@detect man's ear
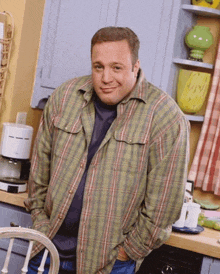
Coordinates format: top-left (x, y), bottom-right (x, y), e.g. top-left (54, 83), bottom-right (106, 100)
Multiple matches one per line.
top-left (133, 59), bottom-right (140, 77)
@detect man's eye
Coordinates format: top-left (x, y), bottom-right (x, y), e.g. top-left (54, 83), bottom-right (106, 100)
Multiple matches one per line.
top-left (113, 66), bottom-right (122, 71)
top-left (94, 65), bottom-right (103, 70)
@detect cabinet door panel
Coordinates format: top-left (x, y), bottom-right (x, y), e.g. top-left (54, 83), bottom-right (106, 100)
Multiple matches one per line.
top-left (31, 0), bottom-right (119, 108)
top-left (116, 0), bottom-right (181, 94)
top-left (117, 0), bottom-right (180, 90)
top-left (0, 202), bottom-right (32, 228)
top-left (116, 0), bottom-right (164, 86)
top-left (41, 0), bottom-right (112, 88)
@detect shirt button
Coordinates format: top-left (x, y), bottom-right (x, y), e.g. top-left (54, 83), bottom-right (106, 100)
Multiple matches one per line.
top-left (69, 190), bottom-right (73, 194)
top-left (80, 163), bottom-right (84, 168)
top-left (58, 215), bottom-right (62, 220)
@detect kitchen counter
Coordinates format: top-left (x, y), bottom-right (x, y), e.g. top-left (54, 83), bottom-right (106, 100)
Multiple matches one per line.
top-left (0, 190), bottom-right (27, 208)
top-left (0, 190), bottom-right (220, 260)
top-left (166, 227), bottom-right (220, 259)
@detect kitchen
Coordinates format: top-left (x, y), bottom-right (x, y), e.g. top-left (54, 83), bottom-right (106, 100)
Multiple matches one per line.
top-left (0, 0), bottom-right (220, 273)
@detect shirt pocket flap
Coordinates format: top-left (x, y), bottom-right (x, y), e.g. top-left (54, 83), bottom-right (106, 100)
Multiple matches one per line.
top-left (114, 129), bottom-right (147, 145)
top-left (54, 115), bottom-right (82, 134)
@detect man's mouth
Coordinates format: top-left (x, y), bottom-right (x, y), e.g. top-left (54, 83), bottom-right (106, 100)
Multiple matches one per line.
top-left (100, 87), bottom-right (117, 93)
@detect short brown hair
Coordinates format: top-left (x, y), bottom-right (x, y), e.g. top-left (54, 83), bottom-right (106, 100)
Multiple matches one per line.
top-left (91, 27), bottom-right (140, 66)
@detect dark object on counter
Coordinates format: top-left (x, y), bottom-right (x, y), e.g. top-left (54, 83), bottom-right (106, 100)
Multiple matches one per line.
top-left (136, 245), bottom-right (203, 274)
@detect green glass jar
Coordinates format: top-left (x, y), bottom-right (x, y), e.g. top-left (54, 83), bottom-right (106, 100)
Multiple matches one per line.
top-left (185, 26), bottom-right (213, 62)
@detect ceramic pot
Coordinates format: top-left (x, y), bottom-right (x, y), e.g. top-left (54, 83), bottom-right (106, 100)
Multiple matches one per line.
top-left (192, 0), bottom-right (220, 9)
top-left (185, 26), bottom-right (213, 62)
top-left (177, 69), bottom-right (211, 114)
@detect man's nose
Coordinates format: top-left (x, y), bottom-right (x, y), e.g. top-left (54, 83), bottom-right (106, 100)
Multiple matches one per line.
top-left (102, 68), bottom-right (113, 83)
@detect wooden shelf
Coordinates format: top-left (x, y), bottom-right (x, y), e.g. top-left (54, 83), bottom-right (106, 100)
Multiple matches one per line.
top-left (173, 58), bottom-right (214, 69)
top-left (185, 114), bottom-right (204, 122)
top-left (182, 4), bottom-right (220, 17)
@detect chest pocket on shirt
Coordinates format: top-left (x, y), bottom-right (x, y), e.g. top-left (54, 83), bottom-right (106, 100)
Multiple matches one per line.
top-left (53, 115), bottom-right (83, 159)
top-left (113, 129), bottom-right (149, 174)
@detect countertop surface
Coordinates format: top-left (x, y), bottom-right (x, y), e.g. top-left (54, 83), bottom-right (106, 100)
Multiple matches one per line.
top-left (0, 190), bottom-right (28, 208)
top-left (166, 227), bottom-right (220, 259)
top-left (0, 190), bottom-right (220, 259)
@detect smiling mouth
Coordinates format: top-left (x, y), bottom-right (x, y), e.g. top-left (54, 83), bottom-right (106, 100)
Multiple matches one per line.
top-left (100, 87), bottom-right (118, 93)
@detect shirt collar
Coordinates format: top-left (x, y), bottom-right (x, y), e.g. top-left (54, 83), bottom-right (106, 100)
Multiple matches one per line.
top-left (120, 68), bottom-right (148, 104)
top-left (79, 77), bottom-right (93, 104)
top-left (79, 68), bottom-right (148, 105)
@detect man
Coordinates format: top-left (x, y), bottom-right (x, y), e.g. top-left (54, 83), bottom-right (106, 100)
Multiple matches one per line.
top-left (25, 27), bottom-right (189, 274)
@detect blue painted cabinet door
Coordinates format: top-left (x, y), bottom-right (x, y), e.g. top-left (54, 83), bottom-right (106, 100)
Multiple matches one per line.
top-left (115, 0), bottom-right (182, 94)
top-left (32, 0), bottom-right (120, 108)
top-left (31, 0), bottom-right (182, 108)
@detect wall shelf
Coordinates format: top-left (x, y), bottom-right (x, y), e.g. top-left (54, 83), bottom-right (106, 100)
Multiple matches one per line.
top-left (185, 114), bottom-right (204, 122)
top-left (173, 58), bottom-right (214, 69)
top-left (172, 3), bottom-right (219, 124)
top-left (182, 4), bottom-right (220, 17)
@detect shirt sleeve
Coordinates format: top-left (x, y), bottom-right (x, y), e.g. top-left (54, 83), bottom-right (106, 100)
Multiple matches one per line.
top-left (24, 93), bottom-right (57, 234)
top-left (123, 108), bottom-right (190, 261)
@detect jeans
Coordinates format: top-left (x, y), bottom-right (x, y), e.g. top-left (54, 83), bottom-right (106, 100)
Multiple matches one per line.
top-left (27, 250), bottom-right (135, 274)
top-left (110, 259), bottom-right (136, 274)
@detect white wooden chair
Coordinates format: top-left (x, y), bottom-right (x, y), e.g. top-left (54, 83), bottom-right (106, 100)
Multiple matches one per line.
top-left (0, 227), bottom-right (59, 274)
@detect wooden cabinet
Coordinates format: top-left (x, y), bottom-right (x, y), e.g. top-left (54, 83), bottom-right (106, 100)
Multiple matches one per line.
top-left (31, 0), bottom-right (182, 108)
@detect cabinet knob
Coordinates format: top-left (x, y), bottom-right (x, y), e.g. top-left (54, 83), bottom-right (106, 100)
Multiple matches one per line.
top-left (10, 222), bottom-right (19, 227)
top-left (161, 264), bottom-right (173, 274)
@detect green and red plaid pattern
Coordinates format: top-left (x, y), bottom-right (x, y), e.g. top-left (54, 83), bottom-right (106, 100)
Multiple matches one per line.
top-left (25, 70), bottom-right (189, 273)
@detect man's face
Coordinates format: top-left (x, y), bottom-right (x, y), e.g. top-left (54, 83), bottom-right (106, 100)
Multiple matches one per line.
top-left (91, 40), bottom-right (140, 105)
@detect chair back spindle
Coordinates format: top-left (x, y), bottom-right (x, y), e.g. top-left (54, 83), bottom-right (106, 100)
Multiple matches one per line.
top-left (0, 227), bottom-right (59, 274)
top-left (1, 238), bottom-right (14, 274)
top-left (21, 240), bottom-right (34, 274)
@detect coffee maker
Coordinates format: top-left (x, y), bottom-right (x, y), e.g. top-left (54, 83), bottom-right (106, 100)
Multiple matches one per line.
top-left (0, 123), bottom-right (33, 193)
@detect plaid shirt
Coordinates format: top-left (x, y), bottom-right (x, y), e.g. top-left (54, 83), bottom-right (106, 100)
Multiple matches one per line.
top-left (25, 70), bottom-right (189, 273)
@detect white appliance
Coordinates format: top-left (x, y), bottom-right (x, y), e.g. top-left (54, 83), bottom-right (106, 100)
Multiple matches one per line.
top-left (0, 123), bottom-right (33, 193)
